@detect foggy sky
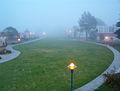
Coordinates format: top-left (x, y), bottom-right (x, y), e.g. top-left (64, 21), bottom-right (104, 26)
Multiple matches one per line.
top-left (0, 0), bottom-right (120, 35)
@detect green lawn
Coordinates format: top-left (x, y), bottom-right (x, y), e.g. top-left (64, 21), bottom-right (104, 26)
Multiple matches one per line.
top-left (0, 39), bottom-right (113, 91)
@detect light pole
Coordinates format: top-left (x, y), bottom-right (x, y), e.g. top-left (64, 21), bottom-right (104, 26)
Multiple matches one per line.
top-left (104, 36), bottom-right (109, 41)
top-left (67, 63), bottom-right (77, 91)
top-left (17, 38), bottom-right (21, 42)
top-left (104, 36), bottom-right (109, 45)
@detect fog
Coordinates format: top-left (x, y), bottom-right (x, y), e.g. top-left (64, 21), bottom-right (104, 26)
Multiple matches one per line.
top-left (0, 0), bottom-right (120, 37)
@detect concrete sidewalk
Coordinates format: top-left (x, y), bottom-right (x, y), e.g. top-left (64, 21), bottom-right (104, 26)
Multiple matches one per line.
top-left (74, 43), bottom-right (120, 91)
top-left (0, 38), bottom-right (41, 63)
top-left (0, 45), bottom-right (21, 63)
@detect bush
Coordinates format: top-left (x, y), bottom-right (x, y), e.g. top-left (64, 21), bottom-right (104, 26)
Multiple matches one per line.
top-left (103, 73), bottom-right (120, 91)
top-left (0, 49), bottom-right (11, 54)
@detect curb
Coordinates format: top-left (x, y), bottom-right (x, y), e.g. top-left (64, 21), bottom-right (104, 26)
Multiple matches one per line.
top-left (0, 38), bottom-right (41, 63)
top-left (74, 42), bottom-right (120, 91)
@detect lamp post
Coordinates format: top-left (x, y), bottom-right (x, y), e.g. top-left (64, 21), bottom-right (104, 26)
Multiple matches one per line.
top-left (67, 63), bottom-right (77, 91)
top-left (104, 36), bottom-right (109, 40)
top-left (104, 36), bottom-right (109, 45)
top-left (17, 38), bottom-right (21, 42)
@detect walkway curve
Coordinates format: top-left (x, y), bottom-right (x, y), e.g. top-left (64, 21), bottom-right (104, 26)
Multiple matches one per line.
top-left (0, 38), bottom-right (41, 63)
top-left (74, 42), bottom-right (120, 91)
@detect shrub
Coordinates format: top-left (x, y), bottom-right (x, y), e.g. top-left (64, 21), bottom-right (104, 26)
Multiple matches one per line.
top-left (0, 49), bottom-right (11, 54)
top-left (103, 73), bottom-right (120, 91)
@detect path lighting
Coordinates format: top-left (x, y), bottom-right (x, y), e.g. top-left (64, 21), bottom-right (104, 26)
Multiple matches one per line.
top-left (17, 38), bottom-right (21, 42)
top-left (104, 36), bottom-right (110, 45)
top-left (67, 62), bottom-right (77, 91)
top-left (104, 36), bottom-right (109, 41)
top-left (42, 32), bottom-right (46, 36)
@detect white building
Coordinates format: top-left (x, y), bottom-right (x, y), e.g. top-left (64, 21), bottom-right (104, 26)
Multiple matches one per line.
top-left (97, 26), bottom-right (116, 41)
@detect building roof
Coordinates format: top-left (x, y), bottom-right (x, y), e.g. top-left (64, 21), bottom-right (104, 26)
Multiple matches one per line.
top-left (97, 32), bottom-right (116, 37)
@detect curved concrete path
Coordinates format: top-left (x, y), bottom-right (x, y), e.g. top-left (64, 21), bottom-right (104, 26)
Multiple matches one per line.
top-left (74, 42), bottom-right (120, 91)
top-left (0, 38), bottom-right (41, 63)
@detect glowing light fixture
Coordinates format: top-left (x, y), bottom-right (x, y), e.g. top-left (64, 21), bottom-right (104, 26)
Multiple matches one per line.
top-left (17, 38), bottom-right (21, 42)
top-left (67, 62), bottom-right (77, 91)
top-left (104, 36), bottom-right (109, 40)
top-left (68, 62), bottom-right (77, 70)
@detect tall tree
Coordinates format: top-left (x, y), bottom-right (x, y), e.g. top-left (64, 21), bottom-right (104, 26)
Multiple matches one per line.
top-left (116, 21), bottom-right (120, 27)
top-left (114, 21), bottom-right (120, 39)
top-left (78, 12), bottom-right (97, 40)
top-left (2, 27), bottom-right (19, 37)
top-left (96, 18), bottom-right (106, 26)
top-left (89, 29), bottom-right (98, 41)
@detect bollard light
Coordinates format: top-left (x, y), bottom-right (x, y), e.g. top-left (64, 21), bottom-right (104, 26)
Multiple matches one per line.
top-left (17, 38), bottom-right (21, 42)
top-left (67, 62), bottom-right (77, 91)
top-left (104, 36), bottom-right (110, 45)
top-left (68, 62), bottom-right (77, 70)
top-left (104, 36), bottom-right (109, 40)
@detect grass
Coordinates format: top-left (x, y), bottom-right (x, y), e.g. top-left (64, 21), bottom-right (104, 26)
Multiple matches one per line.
top-left (0, 38), bottom-right (114, 91)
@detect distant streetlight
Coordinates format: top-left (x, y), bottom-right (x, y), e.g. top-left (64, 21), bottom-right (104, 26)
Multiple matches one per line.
top-left (42, 32), bottom-right (46, 36)
top-left (104, 36), bottom-right (110, 45)
top-left (104, 36), bottom-right (109, 41)
top-left (67, 62), bottom-right (77, 91)
top-left (17, 38), bottom-right (21, 42)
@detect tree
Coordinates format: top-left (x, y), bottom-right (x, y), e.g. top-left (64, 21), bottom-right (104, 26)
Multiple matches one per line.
top-left (78, 12), bottom-right (97, 40)
top-left (116, 21), bottom-right (120, 27)
top-left (96, 18), bottom-right (106, 26)
top-left (89, 29), bottom-right (98, 41)
top-left (2, 27), bottom-right (19, 37)
top-left (114, 21), bottom-right (120, 39)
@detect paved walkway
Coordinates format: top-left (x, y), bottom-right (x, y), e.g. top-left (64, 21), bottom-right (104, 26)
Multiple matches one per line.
top-left (74, 43), bottom-right (120, 91)
top-left (0, 39), bottom-right (41, 63)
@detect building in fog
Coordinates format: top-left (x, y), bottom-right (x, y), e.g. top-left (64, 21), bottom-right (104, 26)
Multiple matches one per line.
top-left (0, 27), bottom-right (20, 44)
top-left (96, 26), bottom-right (116, 41)
top-left (71, 25), bottom-right (117, 41)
